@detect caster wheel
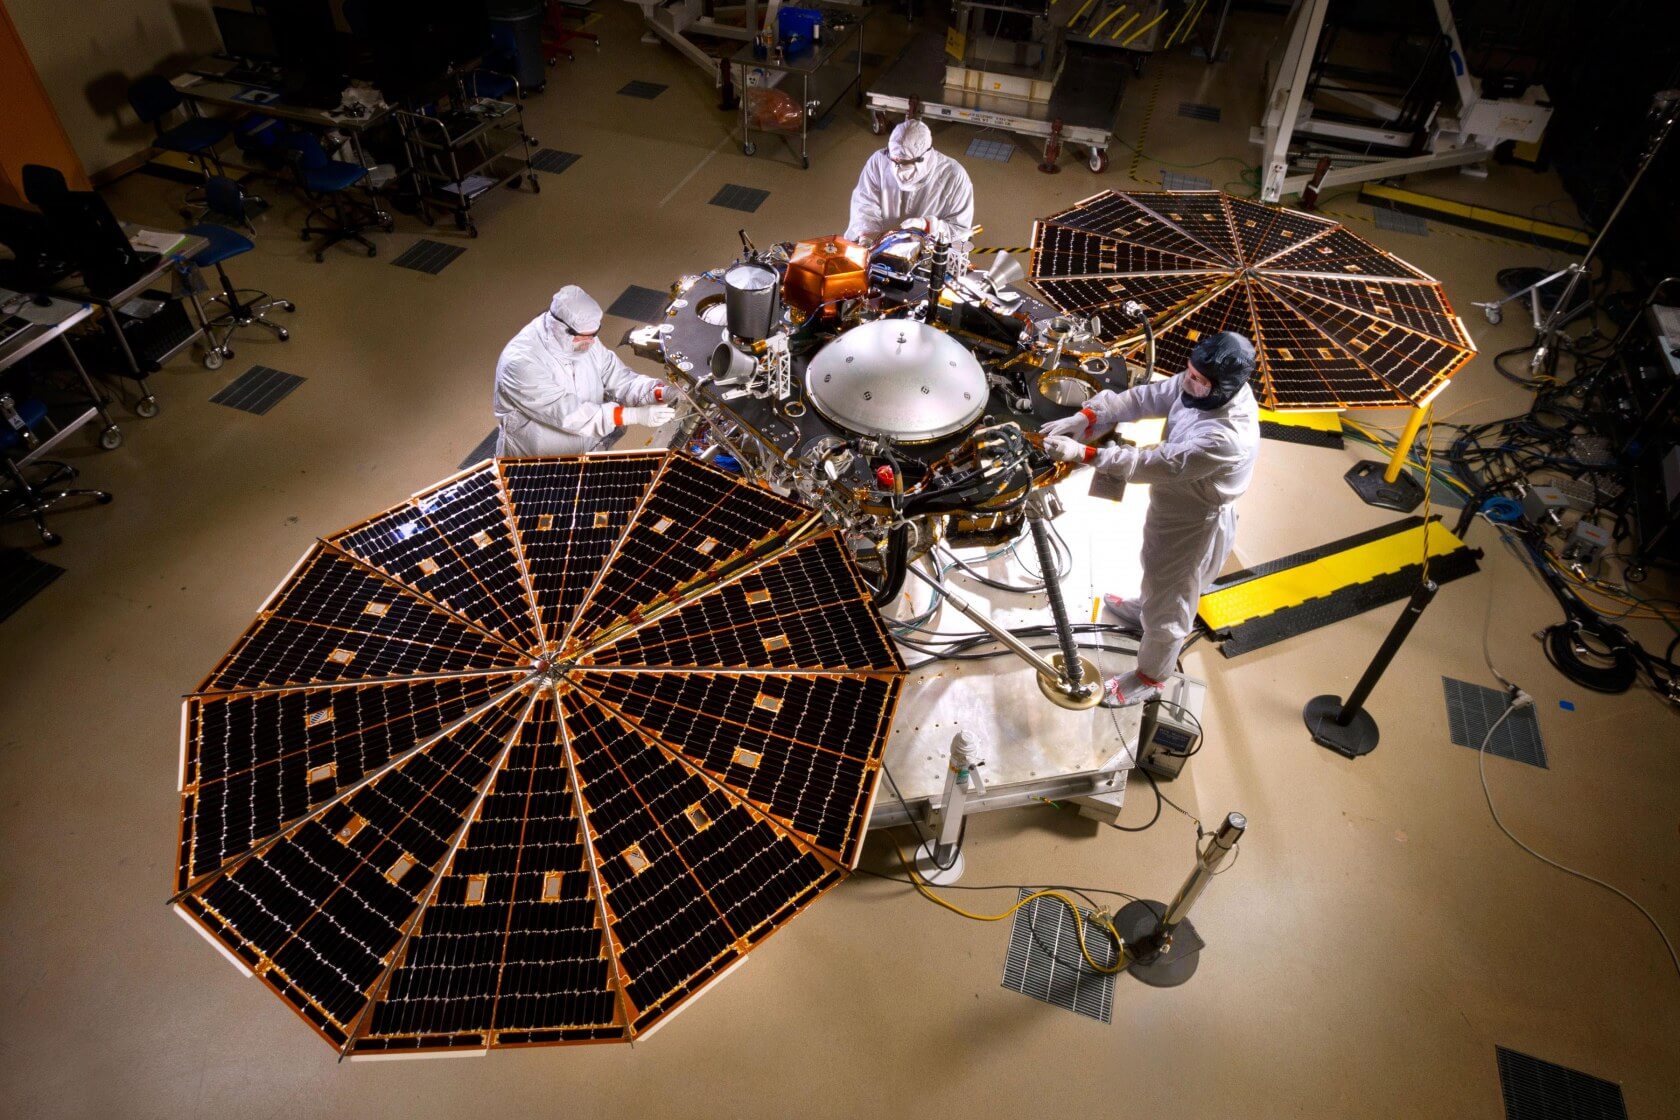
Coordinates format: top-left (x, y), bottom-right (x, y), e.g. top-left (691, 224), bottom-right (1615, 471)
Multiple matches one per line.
top-left (277, 328), bottom-right (290, 341)
top-left (1089, 148), bottom-right (1109, 173)
top-left (301, 230), bottom-right (312, 241)
top-left (315, 252), bottom-right (326, 263)
top-left (96, 492), bottom-right (114, 505)
top-left (801, 155), bottom-right (809, 170)
top-left (99, 426), bottom-right (123, 450)
top-left (870, 111), bottom-right (887, 136)
top-left (224, 349), bottom-right (235, 362)
top-left (1483, 306), bottom-right (1503, 325)
top-left (506, 175), bottom-right (523, 189)
top-left (743, 141), bottom-right (757, 156)
top-left (282, 302), bottom-right (297, 313)
top-left (367, 243), bottom-right (378, 257)
top-left (1626, 565), bottom-right (1647, 584)
top-left (383, 219), bottom-right (395, 233)
top-left (136, 396), bottom-right (161, 419)
top-left (42, 530), bottom-right (62, 546)
top-left (454, 212), bottom-right (468, 230)
top-left (530, 177), bottom-right (541, 193)
top-left (203, 349), bottom-right (224, 370)
top-left (468, 226), bottom-right (479, 239)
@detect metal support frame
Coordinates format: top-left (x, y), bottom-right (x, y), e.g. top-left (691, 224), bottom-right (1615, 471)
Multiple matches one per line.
top-left (913, 731), bottom-right (984, 884)
top-left (1113, 811), bottom-right (1246, 987)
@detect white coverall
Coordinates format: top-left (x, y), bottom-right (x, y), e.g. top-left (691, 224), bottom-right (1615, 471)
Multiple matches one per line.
top-left (492, 312), bottom-right (663, 455)
top-left (1083, 371), bottom-right (1261, 681)
top-left (844, 148), bottom-right (976, 245)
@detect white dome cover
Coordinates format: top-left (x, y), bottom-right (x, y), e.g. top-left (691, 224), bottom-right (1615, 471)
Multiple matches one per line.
top-left (804, 320), bottom-right (988, 443)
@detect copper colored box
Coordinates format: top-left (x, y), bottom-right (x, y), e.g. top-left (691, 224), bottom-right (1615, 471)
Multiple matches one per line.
top-left (782, 236), bottom-right (868, 317)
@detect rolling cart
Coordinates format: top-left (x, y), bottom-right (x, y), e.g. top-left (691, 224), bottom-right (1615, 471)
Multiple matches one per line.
top-left (398, 97), bottom-right (538, 238)
top-left (733, 8), bottom-right (869, 169)
top-left (864, 32), bottom-right (1126, 173)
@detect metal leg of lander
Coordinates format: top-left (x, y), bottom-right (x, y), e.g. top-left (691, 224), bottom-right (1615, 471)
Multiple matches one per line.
top-left (1113, 811), bottom-right (1246, 987)
top-left (913, 730), bottom-right (984, 885)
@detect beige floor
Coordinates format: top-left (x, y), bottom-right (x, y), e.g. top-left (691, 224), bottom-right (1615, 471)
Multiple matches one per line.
top-left (3, 7), bottom-right (1678, 1118)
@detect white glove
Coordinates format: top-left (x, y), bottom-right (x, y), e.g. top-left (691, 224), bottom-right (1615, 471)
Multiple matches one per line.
top-left (621, 404), bottom-right (677, 427)
top-left (1040, 411), bottom-right (1093, 440)
top-left (1042, 435), bottom-right (1088, 463)
top-left (900, 217), bottom-right (930, 234)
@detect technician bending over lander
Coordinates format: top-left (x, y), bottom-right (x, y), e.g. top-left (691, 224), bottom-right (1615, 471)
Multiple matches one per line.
top-left (1040, 332), bottom-right (1262, 708)
top-left (845, 119), bottom-right (975, 245)
top-left (493, 286), bottom-right (677, 455)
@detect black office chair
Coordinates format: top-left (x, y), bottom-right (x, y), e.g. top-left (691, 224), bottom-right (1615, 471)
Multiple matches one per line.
top-left (22, 166), bottom-right (159, 299)
top-left (1, 394), bottom-right (112, 546)
top-left (282, 132), bottom-right (391, 261)
top-left (0, 205), bottom-right (74, 294)
top-left (181, 177), bottom-right (295, 368)
top-left (127, 75), bottom-right (233, 217)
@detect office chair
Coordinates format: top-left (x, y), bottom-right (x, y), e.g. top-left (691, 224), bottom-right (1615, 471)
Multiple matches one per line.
top-left (282, 132), bottom-right (390, 261)
top-left (0, 205), bottom-right (74, 294)
top-left (127, 75), bottom-right (233, 216)
top-left (1, 395), bottom-right (112, 547)
top-left (181, 178), bottom-right (296, 369)
top-left (542, 0), bottom-right (600, 64)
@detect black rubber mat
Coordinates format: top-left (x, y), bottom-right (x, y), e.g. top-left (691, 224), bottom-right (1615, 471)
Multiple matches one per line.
top-left (606, 285), bottom-right (669, 324)
top-left (1178, 101), bottom-right (1222, 122)
top-left (1001, 889), bottom-right (1116, 1023)
top-left (0, 549), bottom-right (64, 623)
top-left (709, 184), bottom-right (770, 213)
top-left (210, 365), bottom-right (305, 415)
top-left (1259, 419), bottom-right (1344, 449)
top-left (1496, 1047), bottom-right (1626, 1120)
top-left (530, 149), bottom-right (581, 175)
top-left (459, 429), bottom-right (498, 470)
top-left (618, 80), bottom-right (667, 99)
top-left (391, 239), bottom-right (466, 275)
top-left (1444, 678), bottom-right (1547, 768)
top-left (1209, 516), bottom-right (1433, 591)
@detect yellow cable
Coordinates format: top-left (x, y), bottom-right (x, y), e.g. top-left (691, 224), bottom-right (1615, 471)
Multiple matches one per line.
top-left (1109, 12), bottom-right (1139, 40)
top-left (1123, 9), bottom-right (1165, 44)
top-left (895, 845), bottom-right (1129, 974)
top-left (1420, 405), bottom-right (1435, 582)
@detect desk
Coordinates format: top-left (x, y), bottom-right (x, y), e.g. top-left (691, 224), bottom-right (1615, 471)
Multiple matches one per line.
top-left (0, 289), bottom-right (123, 457)
top-left (48, 226), bottom-right (210, 419)
top-left (733, 9), bottom-right (869, 169)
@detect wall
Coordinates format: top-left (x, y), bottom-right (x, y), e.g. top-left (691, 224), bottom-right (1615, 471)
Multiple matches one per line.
top-left (0, 0), bottom-right (90, 204)
top-left (5, 0), bottom-right (221, 178)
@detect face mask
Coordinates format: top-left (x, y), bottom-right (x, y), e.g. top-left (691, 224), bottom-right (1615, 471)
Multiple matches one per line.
top-left (1180, 369), bottom-right (1236, 411)
top-left (893, 157), bottom-right (926, 187)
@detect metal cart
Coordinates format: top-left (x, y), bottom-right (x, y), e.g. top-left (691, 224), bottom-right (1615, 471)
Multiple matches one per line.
top-left (398, 98), bottom-right (538, 238)
top-left (733, 8), bottom-right (869, 169)
top-left (0, 290), bottom-right (123, 453)
top-left (865, 33), bottom-right (1127, 173)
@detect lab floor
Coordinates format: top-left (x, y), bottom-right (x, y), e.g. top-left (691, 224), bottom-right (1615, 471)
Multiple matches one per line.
top-left (3, 6), bottom-right (1678, 1117)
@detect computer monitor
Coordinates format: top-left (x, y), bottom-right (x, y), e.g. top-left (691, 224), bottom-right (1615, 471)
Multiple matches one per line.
top-left (212, 6), bottom-right (281, 61)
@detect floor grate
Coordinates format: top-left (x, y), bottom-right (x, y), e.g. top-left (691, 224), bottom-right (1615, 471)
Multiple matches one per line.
top-left (530, 149), bottom-right (582, 175)
top-left (459, 429), bottom-right (499, 469)
top-left (709, 184), bottom-right (771, 213)
top-left (391, 239), bottom-right (466, 275)
top-left (0, 549), bottom-right (64, 623)
top-left (1178, 101), bottom-right (1222, 122)
top-left (210, 366), bottom-right (305, 415)
top-left (1496, 1047), bottom-right (1626, 1120)
top-left (1443, 677), bottom-right (1547, 768)
top-left (1001, 888), bottom-right (1116, 1023)
top-left (966, 137), bottom-right (1016, 163)
top-left (619, 80), bottom-right (668, 99)
top-left (1161, 171), bottom-right (1213, 191)
top-left (1372, 207), bottom-right (1430, 236)
top-left (606, 285), bottom-right (670, 324)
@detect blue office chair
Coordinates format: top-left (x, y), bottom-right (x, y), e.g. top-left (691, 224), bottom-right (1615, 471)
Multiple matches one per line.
top-left (127, 75), bottom-right (233, 215)
top-left (282, 133), bottom-right (391, 261)
top-left (181, 177), bottom-right (296, 370)
top-left (1, 395), bottom-right (112, 546)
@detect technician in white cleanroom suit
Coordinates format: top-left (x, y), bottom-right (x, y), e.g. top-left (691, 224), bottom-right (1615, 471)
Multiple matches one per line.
top-left (845, 119), bottom-right (975, 245)
top-left (1040, 332), bottom-right (1262, 707)
top-left (493, 286), bottom-right (677, 455)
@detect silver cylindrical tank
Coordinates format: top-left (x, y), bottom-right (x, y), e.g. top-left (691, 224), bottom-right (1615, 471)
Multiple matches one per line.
top-left (723, 261), bottom-right (782, 341)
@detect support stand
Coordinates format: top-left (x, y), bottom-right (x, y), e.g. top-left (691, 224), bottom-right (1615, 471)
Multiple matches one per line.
top-left (1304, 579), bottom-right (1437, 757)
top-left (913, 731), bottom-right (984, 884)
top-left (1345, 405), bottom-right (1426, 512)
top-left (1114, 812), bottom-right (1246, 987)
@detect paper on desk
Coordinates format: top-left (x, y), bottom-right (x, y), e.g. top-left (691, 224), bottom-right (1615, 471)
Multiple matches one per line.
top-left (438, 174), bottom-right (496, 198)
top-left (129, 230), bottom-right (189, 256)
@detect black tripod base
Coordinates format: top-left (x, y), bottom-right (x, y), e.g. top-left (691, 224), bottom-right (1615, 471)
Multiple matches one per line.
top-left (1345, 460), bottom-right (1425, 513)
top-left (1303, 694), bottom-right (1379, 757)
top-left (1113, 900), bottom-right (1204, 987)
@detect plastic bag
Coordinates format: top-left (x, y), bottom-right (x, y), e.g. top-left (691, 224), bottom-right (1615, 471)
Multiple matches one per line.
top-left (746, 87), bottom-right (803, 133)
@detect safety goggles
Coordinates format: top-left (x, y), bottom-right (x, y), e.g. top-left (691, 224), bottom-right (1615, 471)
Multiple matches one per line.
top-left (889, 155), bottom-right (925, 169)
top-left (550, 312), bottom-right (597, 340)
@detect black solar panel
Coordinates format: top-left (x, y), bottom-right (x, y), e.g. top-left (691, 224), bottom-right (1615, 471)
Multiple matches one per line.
top-left (499, 454), bottom-right (666, 650)
top-left (1034, 191), bottom-right (1474, 408)
top-left (566, 455), bottom-right (810, 649)
top-left (198, 547), bottom-right (523, 693)
top-left (327, 463), bottom-right (542, 651)
top-left (177, 451), bottom-right (904, 1053)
